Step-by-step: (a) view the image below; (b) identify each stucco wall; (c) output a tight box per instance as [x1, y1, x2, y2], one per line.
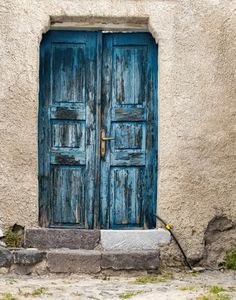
[0, 0, 235, 264]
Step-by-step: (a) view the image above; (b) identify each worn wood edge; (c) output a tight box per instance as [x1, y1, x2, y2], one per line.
[50, 16, 149, 31]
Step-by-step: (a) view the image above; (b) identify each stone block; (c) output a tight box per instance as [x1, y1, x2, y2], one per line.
[12, 249, 46, 265]
[101, 229, 171, 251]
[0, 246, 13, 267]
[101, 250, 160, 271]
[0, 241, 6, 247]
[24, 228, 100, 250]
[0, 267, 9, 274]
[47, 250, 101, 273]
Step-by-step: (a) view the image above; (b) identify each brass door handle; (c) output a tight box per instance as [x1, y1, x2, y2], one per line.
[101, 129, 114, 159]
[101, 136, 114, 141]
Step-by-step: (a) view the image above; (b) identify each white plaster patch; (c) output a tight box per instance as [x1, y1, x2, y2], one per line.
[100, 229, 171, 251]
[0, 229, 3, 238]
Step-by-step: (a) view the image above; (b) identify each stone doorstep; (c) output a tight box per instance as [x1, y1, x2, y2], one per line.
[2, 228, 170, 274]
[0, 247, 160, 274]
[47, 249, 160, 274]
[47, 249, 101, 273]
[101, 250, 160, 271]
[24, 228, 171, 251]
[0, 247, 46, 269]
[100, 229, 171, 251]
[12, 249, 47, 265]
[0, 246, 13, 268]
[24, 228, 100, 250]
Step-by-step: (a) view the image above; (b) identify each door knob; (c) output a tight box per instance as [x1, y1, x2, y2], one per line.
[101, 128, 114, 159]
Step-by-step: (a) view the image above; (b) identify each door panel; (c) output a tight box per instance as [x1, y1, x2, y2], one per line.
[110, 167, 144, 226]
[114, 46, 147, 105]
[52, 45, 86, 103]
[39, 31, 157, 229]
[100, 33, 158, 229]
[39, 31, 100, 228]
[52, 166, 85, 224]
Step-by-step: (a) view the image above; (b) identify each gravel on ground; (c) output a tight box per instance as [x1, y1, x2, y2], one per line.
[0, 270, 235, 300]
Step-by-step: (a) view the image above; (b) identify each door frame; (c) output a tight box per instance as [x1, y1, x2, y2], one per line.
[38, 30, 158, 229]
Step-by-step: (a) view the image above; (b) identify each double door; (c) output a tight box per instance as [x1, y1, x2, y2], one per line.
[39, 31, 158, 229]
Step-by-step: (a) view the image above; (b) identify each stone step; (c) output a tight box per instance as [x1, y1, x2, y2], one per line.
[24, 228, 171, 251]
[101, 229, 171, 251]
[24, 228, 100, 250]
[0, 247, 160, 274]
[47, 249, 160, 274]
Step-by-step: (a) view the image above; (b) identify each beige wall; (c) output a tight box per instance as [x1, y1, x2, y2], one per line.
[0, 0, 235, 264]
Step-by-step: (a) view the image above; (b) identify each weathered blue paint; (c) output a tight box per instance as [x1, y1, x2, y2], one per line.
[39, 31, 158, 229]
[100, 33, 158, 229]
[39, 31, 100, 228]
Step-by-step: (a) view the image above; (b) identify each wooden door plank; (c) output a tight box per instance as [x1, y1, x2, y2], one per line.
[100, 33, 158, 229]
[94, 32, 103, 228]
[39, 31, 100, 228]
[100, 34, 113, 228]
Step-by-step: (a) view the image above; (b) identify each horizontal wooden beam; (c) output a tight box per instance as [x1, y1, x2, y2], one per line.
[50, 16, 148, 32]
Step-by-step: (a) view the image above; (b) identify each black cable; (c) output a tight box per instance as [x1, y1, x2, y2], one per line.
[153, 214, 192, 270]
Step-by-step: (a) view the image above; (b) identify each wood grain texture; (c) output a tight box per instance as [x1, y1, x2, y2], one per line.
[100, 33, 158, 229]
[39, 31, 99, 228]
[39, 31, 158, 229]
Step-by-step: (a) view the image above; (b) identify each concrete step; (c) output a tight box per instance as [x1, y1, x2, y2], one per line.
[24, 228, 171, 251]
[101, 229, 171, 251]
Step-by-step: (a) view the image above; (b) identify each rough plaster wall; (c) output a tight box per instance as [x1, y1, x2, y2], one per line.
[0, 0, 235, 263]
[158, 0, 236, 264]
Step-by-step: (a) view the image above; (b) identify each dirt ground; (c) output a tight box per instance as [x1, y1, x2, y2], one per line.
[0, 270, 235, 300]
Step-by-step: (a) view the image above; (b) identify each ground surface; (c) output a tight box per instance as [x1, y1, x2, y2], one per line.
[0, 270, 235, 300]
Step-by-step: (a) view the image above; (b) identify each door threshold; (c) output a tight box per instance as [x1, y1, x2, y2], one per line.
[100, 228, 171, 251]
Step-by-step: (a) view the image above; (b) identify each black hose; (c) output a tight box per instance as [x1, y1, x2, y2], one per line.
[153, 214, 192, 270]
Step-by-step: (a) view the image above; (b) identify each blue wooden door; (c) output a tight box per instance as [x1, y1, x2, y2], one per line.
[39, 31, 101, 228]
[100, 33, 158, 228]
[39, 31, 157, 229]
